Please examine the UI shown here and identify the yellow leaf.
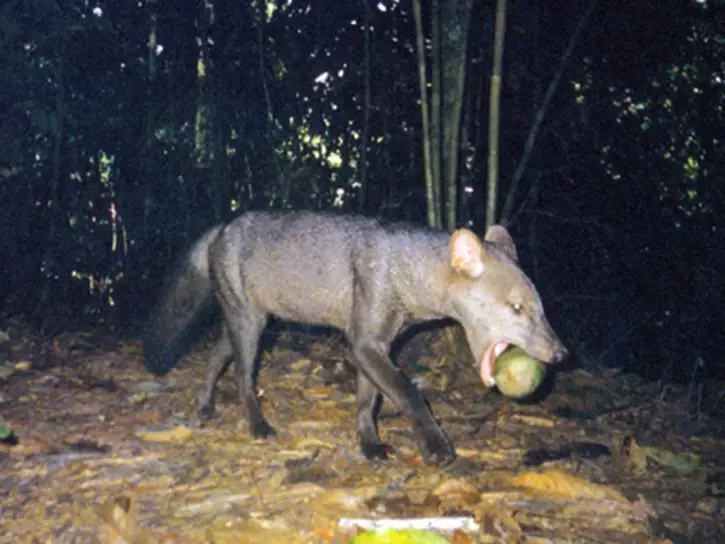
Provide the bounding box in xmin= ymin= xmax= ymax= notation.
xmin=96 ymin=496 xmax=157 ymax=543
xmin=429 ymin=478 xmax=479 ymax=507
xmin=510 ymin=414 xmax=555 ymax=427
xmin=136 ymin=426 xmax=193 ymax=443
xmin=14 ymin=361 xmax=32 ymax=371
xmin=628 ymin=438 xmax=648 ymax=475
xmin=290 ymin=358 xmax=313 ymax=371
xmin=295 ymin=437 xmax=336 ymax=449
xmin=306 ymin=386 xmax=336 ymax=399
xmin=512 ymin=470 xmax=627 ymax=502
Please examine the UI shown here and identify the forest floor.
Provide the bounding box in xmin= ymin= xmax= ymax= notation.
xmin=1 ymin=321 xmax=724 ymax=543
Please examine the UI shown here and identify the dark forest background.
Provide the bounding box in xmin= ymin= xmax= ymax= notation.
xmin=0 ymin=0 xmax=723 ymax=388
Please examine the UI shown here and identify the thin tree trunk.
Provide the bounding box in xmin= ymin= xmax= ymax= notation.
xmin=41 ymin=57 xmax=66 ymax=310
xmin=500 ymin=0 xmax=598 ymax=225
xmin=256 ymin=2 xmax=285 ymax=204
xmin=441 ymin=0 xmax=473 ymax=232
xmin=473 ymin=68 xmax=485 ymax=173
xmin=412 ymin=0 xmax=438 ymax=229
xmin=459 ymin=97 xmax=471 ymax=224
xmin=195 ymin=0 xmax=218 ymax=172
xmin=485 ymin=0 xmax=507 ymax=229
xmin=430 ymin=0 xmax=442 ymax=228
xmin=143 ymin=1 xmax=159 ymax=228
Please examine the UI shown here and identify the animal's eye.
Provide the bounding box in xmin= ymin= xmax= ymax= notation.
xmin=510 ymin=302 xmax=523 ymax=315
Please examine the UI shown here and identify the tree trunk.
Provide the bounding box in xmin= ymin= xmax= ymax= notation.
xmin=500 ymin=0 xmax=598 ymax=225
xmin=430 ymin=0 xmax=442 ymax=228
xmin=195 ymin=0 xmax=216 ymax=168
xmin=441 ymin=0 xmax=474 ymax=231
xmin=412 ymin=0 xmax=439 ymax=229
xmin=256 ymin=1 xmax=285 ymax=205
xmin=485 ymin=0 xmax=507 ymax=229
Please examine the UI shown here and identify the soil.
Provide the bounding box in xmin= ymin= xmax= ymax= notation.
xmin=1 ymin=325 xmax=724 ymax=543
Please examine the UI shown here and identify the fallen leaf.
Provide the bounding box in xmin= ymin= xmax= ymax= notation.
xmin=136 ymin=426 xmax=193 ymax=443
xmin=319 ymin=489 xmax=368 ymax=511
xmin=640 ymin=446 xmax=700 ymax=472
xmin=453 ymin=448 xmax=483 ymax=458
xmin=0 ymin=363 xmax=15 ymax=379
xmin=428 ymin=478 xmax=479 ymax=509
xmin=476 ymin=505 xmax=521 ymax=539
xmin=628 ymin=438 xmax=648 ymax=475
xmin=309 ymin=521 xmax=337 ymax=542
xmin=365 ymin=493 xmax=415 ymax=517
xmin=130 ymin=381 xmax=175 ymax=394
xmin=306 ymin=386 xmax=338 ymax=399
xmin=15 ymin=360 xmax=32 ymax=371
xmin=512 ymin=470 xmax=628 ymax=502
xmin=450 ymin=529 xmax=473 ymax=544
xmin=290 ymin=358 xmax=313 ymax=371
xmin=96 ymin=495 xmax=157 ymax=544
xmin=9 ymin=434 xmax=55 ymax=458
xmin=295 ymin=437 xmax=336 ymax=449
xmin=510 ymin=414 xmax=555 ymax=427
xmin=0 ymin=423 xmax=11 ymax=439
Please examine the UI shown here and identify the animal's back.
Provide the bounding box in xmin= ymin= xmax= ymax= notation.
xmin=216 ymin=211 xmax=383 ymax=330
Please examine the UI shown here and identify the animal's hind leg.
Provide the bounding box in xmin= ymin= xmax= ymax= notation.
xmin=355 ymin=372 xmax=391 ymax=460
xmin=196 ymin=325 xmax=233 ymax=420
xmin=227 ymin=308 xmax=274 ymax=437
xmin=210 ymin=250 xmax=274 ymax=438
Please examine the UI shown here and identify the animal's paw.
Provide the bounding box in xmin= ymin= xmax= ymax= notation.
xmin=359 ymin=439 xmax=396 ymax=461
xmin=196 ymin=403 xmax=215 ymax=421
xmin=250 ymin=419 xmax=277 ymax=439
xmin=419 ymin=432 xmax=456 ymax=467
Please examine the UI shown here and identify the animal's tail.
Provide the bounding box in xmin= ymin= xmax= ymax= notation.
xmin=143 ymin=225 xmax=224 ymax=375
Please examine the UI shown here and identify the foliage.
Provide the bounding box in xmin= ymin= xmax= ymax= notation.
xmin=0 ymin=422 xmax=11 ymax=440
xmin=0 ymin=0 xmax=722 ymax=384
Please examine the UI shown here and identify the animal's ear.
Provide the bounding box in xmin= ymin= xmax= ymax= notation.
xmin=450 ymin=229 xmax=485 ymax=278
xmin=484 ymin=225 xmax=518 ymax=262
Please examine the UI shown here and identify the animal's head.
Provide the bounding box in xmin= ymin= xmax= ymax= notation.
xmin=446 ymin=225 xmax=568 ymax=386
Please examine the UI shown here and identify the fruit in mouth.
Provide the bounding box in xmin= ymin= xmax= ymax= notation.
xmin=480 ymin=341 xmax=509 ymax=387
xmin=492 ymin=346 xmax=546 ymax=399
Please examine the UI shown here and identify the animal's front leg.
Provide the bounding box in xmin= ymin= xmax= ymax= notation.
xmin=351 ymin=339 xmax=455 ymax=467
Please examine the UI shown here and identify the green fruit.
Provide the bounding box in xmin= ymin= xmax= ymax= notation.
xmin=494 ymin=347 xmax=546 ymax=398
